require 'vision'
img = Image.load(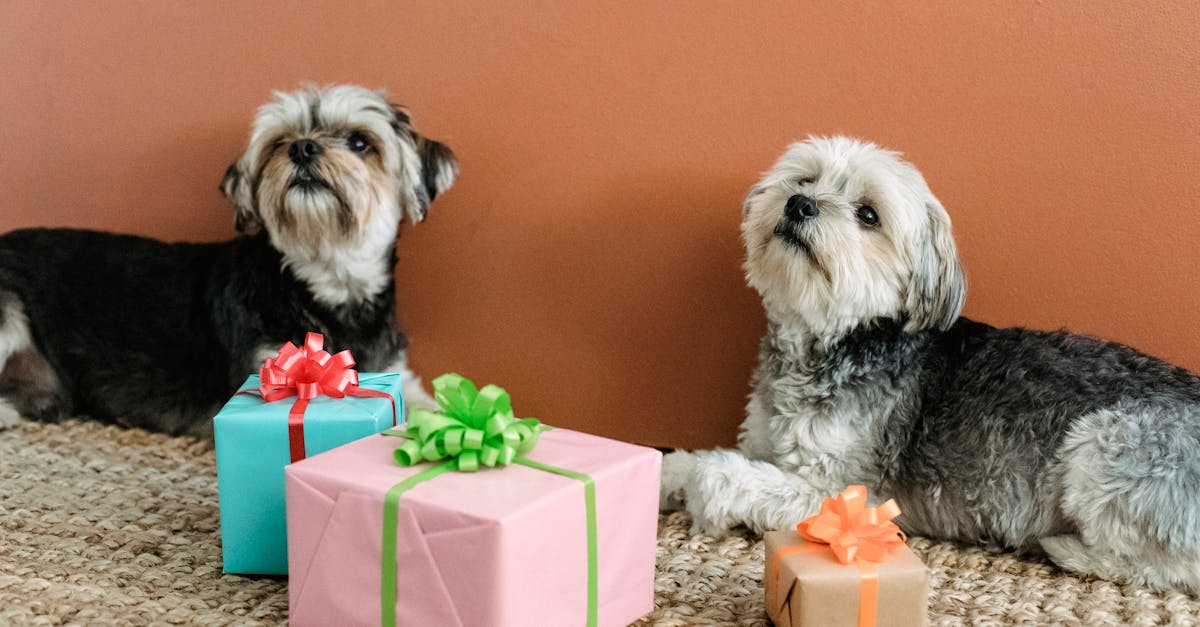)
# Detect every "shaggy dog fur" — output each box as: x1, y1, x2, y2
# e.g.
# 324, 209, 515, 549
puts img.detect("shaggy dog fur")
0, 84, 457, 437
661, 136, 1200, 593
